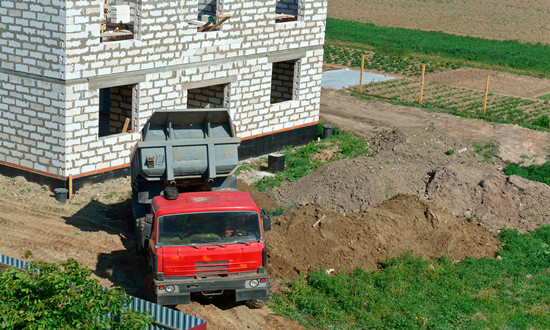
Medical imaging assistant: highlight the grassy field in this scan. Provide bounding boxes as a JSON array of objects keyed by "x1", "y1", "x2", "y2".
[
  {"x1": 271, "y1": 226, "x2": 550, "y2": 328},
  {"x1": 326, "y1": 18, "x2": 550, "y2": 78}
]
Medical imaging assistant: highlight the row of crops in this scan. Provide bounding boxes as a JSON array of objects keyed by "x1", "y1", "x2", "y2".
[
  {"x1": 324, "y1": 44, "x2": 458, "y2": 77},
  {"x1": 358, "y1": 79, "x2": 550, "y2": 130}
]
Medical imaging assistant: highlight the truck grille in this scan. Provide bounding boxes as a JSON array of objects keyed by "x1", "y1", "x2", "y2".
[{"x1": 195, "y1": 260, "x2": 229, "y2": 275}]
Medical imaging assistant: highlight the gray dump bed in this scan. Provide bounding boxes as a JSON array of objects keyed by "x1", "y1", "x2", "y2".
[{"x1": 131, "y1": 109, "x2": 240, "y2": 203}]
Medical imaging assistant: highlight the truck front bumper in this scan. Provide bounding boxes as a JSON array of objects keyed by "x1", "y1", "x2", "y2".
[{"x1": 153, "y1": 271, "x2": 270, "y2": 306}]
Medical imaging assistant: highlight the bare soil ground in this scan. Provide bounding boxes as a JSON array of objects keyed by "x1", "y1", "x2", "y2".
[
  {"x1": 321, "y1": 88, "x2": 550, "y2": 165},
  {"x1": 328, "y1": 0, "x2": 550, "y2": 45}
]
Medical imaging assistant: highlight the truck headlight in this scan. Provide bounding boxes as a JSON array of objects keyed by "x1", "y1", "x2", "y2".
[
  {"x1": 165, "y1": 285, "x2": 175, "y2": 293},
  {"x1": 249, "y1": 279, "x2": 259, "y2": 288}
]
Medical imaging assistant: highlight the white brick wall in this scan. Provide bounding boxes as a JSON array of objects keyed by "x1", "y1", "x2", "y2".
[{"x1": 0, "y1": 0, "x2": 326, "y2": 178}]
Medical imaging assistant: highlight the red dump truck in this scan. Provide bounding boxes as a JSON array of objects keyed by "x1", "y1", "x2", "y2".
[{"x1": 130, "y1": 109, "x2": 271, "y2": 308}]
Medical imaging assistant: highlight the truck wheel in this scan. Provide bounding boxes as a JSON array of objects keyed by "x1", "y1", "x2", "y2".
[
  {"x1": 245, "y1": 285, "x2": 271, "y2": 309},
  {"x1": 143, "y1": 273, "x2": 157, "y2": 303},
  {"x1": 245, "y1": 299, "x2": 266, "y2": 309}
]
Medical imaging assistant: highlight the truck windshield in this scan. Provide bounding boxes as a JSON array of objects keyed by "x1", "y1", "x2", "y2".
[{"x1": 157, "y1": 211, "x2": 261, "y2": 246}]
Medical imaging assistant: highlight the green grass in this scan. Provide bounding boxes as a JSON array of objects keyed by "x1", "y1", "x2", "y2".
[
  {"x1": 539, "y1": 94, "x2": 550, "y2": 100},
  {"x1": 236, "y1": 162, "x2": 261, "y2": 175},
  {"x1": 504, "y1": 161, "x2": 550, "y2": 186},
  {"x1": 326, "y1": 18, "x2": 550, "y2": 77},
  {"x1": 253, "y1": 125, "x2": 369, "y2": 192},
  {"x1": 473, "y1": 143, "x2": 499, "y2": 163},
  {"x1": 271, "y1": 226, "x2": 550, "y2": 328}
]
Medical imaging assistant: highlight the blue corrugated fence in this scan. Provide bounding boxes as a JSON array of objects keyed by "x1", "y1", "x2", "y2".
[{"x1": 0, "y1": 253, "x2": 206, "y2": 330}]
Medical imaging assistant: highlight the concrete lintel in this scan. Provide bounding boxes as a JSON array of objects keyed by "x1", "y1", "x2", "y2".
[
  {"x1": 267, "y1": 49, "x2": 307, "y2": 63},
  {"x1": 88, "y1": 73, "x2": 147, "y2": 90},
  {"x1": 0, "y1": 45, "x2": 322, "y2": 86},
  {"x1": 180, "y1": 75, "x2": 238, "y2": 90}
]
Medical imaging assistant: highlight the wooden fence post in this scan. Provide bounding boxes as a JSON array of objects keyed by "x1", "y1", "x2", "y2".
[
  {"x1": 482, "y1": 74, "x2": 490, "y2": 115},
  {"x1": 68, "y1": 174, "x2": 73, "y2": 200},
  {"x1": 419, "y1": 64, "x2": 426, "y2": 105},
  {"x1": 359, "y1": 54, "x2": 365, "y2": 94}
]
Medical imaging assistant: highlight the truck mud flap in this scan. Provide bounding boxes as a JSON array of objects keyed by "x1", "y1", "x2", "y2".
[
  {"x1": 156, "y1": 293, "x2": 191, "y2": 306},
  {"x1": 235, "y1": 289, "x2": 268, "y2": 302}
]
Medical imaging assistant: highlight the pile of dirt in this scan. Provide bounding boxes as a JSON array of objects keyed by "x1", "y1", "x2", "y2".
[
  {"x1": 426, "y1": 163, "x2": 550, "y2": 233},
  {"x1": 273, "y1": 126, "x2": 483, "y2": 213},
  {"x1": 266, "y1": 194, "x2": 499, "y2": 279},
  {"x1": 272, "y1": 126, "x2": 550, "y2": 233}
]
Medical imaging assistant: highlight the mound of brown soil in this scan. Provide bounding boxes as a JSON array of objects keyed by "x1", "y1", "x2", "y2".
[
  {"x1": 273, "y1": 127, "x2": 482, "y2": 213},
  {"x1": 266, "y1": 194, "x2": 499, "y2": 279},
  {"x1": 272, "y1": 126, "x2": 550, "y2": 234},
  {"x1": 427, "y1": 163, "x2": 550, "y2": 233}
]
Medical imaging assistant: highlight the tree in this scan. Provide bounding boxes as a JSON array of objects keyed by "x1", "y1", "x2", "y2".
[{"x1": 0, "y1": 255, "x2": 152, "y2": 329}]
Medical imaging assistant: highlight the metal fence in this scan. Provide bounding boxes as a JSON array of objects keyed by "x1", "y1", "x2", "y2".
[{"x1": 0, "y1": 253, "x2": 207, "y2": 330}]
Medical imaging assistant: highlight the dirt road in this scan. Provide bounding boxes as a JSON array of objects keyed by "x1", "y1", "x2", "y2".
[{"x1": 321, "y1": 88, "x2": 550, "y2": 164}]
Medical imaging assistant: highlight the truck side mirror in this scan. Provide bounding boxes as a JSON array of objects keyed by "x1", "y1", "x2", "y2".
[
  {"x1": 143, "y1": 214, "x2": 153, "y2": 238},
  {"x1": 144, "y1": 223, "x2": 152, "y2": 238},
  {"x1": 261, "y1": 209, "x2": 271, "y2": 232}
]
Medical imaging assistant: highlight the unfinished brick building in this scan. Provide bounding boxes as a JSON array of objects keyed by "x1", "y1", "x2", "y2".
[{"x1": 0, "y1": 0, "x2": 327, "y2": 188}]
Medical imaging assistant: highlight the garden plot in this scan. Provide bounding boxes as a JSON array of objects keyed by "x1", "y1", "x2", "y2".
[
  {"x1": 323, "y1": 44, "x2": 453, "y2": 77},
  {"x1": 360, "y1": 78, "x2": 550, "y2": 131}
]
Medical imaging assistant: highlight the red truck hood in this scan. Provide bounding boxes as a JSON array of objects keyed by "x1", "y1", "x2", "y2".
[{"x1": 159, "y1": 242, "x2": 264, "y2": 277}]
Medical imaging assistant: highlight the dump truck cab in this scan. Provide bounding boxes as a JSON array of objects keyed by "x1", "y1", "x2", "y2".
[{"x1": 142, "y1": 190, "x2": 270, "y2": 306}]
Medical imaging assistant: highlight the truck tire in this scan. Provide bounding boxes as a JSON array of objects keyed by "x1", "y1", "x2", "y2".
[
  {"x1": 132, "y1": 197, "x2": 148, "y2": 254},
  {"x1": 143, "y1": 273, "x2": 157, "y2": 303},
  {"x1": 245, "y1": 285, "x2": 271, "y2": 309},
  {"x1": 135, "y1": 217, "x2": 145, "y2": 253},
  {"x1": 245, "y1": 298, "x2": 266, "y2": 309}
]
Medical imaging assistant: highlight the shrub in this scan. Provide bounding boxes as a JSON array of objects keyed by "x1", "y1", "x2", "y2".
[{"x1": 0, "y1": 256, "x2": 152, "y2": 329}]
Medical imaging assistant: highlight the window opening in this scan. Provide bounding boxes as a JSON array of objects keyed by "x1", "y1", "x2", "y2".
[
  {"x1": 100, "y1": 0, "x2": 136, "y2": 42},
  {"x1": 275, "y1": 0, "x2": 299, "y2": 23},
  {"x1": 270, "y1": 60, "x2": 298, "y2": 104},
  {"x1": 187, "y1": 84, "x2": 229, "y2": 109},
  {"x1": 187, "y1": 0, "x2": 231, "y2": 32},
  {"x1": 98, "y1": 84, "x2": 135, "y2": 137}
]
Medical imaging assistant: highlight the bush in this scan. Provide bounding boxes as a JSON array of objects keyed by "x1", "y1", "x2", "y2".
[{"x1": 0, "y1": 256, "x2": 152, "y2": 329}]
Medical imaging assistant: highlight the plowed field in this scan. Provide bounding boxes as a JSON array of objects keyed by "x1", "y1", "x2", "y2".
[{"x1": 328, "y1": 0, "x2": 550, "y2": 45}]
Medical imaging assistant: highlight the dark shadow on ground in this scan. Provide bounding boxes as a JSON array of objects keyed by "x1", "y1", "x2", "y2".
[
  {"x1": 62, "y1": 198, "x2": 148, "y2": 297},
  {"x1": 189, "y1": 291, "x2": 250, "y2": 310}
]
